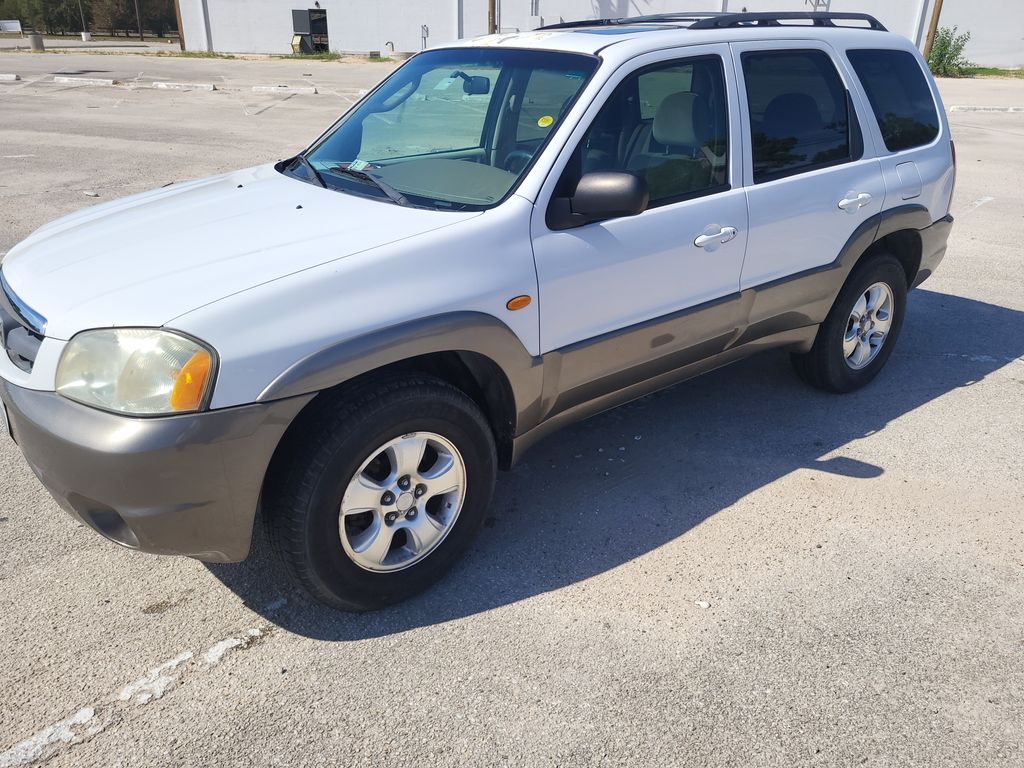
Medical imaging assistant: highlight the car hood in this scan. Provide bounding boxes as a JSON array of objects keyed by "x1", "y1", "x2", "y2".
[{"x1": 1, "y1": 164, "x2": 480, "y2": 340}]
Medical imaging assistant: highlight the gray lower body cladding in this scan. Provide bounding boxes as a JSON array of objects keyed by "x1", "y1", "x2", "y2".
[
  {"x1": 511, "y1": 208, "x2": 955, "y2": 460},
  {"x1": 1, "y1": 379, "x2": 313, "y2": 562},
  {"x1": 913, "y1": 213, "x2": 953, "y2": 288}
]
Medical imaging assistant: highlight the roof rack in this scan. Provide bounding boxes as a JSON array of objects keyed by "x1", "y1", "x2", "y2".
[
  {"x1": 538, "y1": 11, "x2": 886, "y2": 33},
  {"x1": 538, "y1": 18, "x2": 635, "y2": 30},
  {"x1": 688, "y1": 11, "x2": 886, "y2": 31},
  {"x1": 538, "y1": 13, "x2": 718, "y2": 30}
]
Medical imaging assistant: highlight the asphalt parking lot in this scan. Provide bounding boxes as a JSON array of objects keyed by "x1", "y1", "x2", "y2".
[{"x1": 1, "y1": 53, "x2": 1022, "y2": 767}]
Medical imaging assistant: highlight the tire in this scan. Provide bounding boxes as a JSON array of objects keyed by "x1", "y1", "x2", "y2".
[
  {"x1": 791, "y1": 253, "x2": 908, "y2": 393},
  {"x1": 263, "y1": 374, "x2": 496, "y2": 611}
]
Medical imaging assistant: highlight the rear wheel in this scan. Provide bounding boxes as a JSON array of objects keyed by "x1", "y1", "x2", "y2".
[
  {"x1": 792, "y1": 253, "x2": 908, "y2": 393},
  {"x1": 264, "y1": 375, "x2": 496, "y2": 611}
]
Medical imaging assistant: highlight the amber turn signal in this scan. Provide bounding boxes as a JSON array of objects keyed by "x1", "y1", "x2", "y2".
[
  {"x1": 506, "y1": 295, "x2": 532, "y2": 311},
  {"x1": 170, "y1": 350, "x2": 213, "y2": 411}
]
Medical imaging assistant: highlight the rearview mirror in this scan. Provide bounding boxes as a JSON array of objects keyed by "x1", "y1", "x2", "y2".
[
  {"x1": 462, "y1": 75, "x2": 490, "y2": 95},
  {"x1": 547, "y1": 171, "x2": 649, "y2": 230}
]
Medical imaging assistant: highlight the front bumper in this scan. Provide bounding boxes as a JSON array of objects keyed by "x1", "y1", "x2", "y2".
[{"x1": 1, "y1": 379, "x2": 313, "y2": 562}]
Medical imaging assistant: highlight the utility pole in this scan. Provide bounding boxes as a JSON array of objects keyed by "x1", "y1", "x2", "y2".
[
  {"x1": 133, "y1": 0, "x2": 145, "y2": 41},
  {"x1": 76, "y1": 0, "x2": 87, "y2": 33},
  {"x1": 487, "y1": 0, "x2": 496, "y2": 34},
  {"x1": 923, "y1": 0, "x2": 945, "y2": 59},
  {"x1": 173, "y1": 0, "x2": 185, "y2": 50}
]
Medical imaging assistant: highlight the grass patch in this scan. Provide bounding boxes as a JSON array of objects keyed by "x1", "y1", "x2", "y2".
[
  {"x1": 150, "y1": 50, "x2": 236, "y2": 59},
  {"x1": 367, "y1": 56, "x2": 393, "y2": 63},
  {"x1": 963, "y1": 66, "x2": 1024, "y2": 79},
  {"x1": 277, "y1": 51, "x2": 343, "y2": 61}
]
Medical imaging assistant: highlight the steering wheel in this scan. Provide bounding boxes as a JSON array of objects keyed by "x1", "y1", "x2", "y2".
[{"x1": 503, "y1": 150, "x2": 534, "y2": 174}]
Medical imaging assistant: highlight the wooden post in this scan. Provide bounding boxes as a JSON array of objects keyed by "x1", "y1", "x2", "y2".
[
  {"x1": 173, "y1": 0, "x2": 185, "y2": 49},
  {"x1": 923, "y1": 0, "x2": 945, "y2": 60},
  {"x1": 133, "y1": 0, "x2": 144, "y2": 40},
  {"x1": 488, "y1": 0, "x2": 496, "y2": 34}
]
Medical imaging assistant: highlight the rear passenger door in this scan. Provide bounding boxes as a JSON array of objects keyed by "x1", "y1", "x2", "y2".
[
  {"x1": 845, "y1": 47, "x2": 953, "y2": 223},
  {"x1": 732, "y1": 42, "x2": 885, "y2": 289}
]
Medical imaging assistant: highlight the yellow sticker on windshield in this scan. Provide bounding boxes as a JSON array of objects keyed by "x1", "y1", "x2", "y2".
[{"x1": 537, "y1": 115, "x2": 554, "y2": 128}]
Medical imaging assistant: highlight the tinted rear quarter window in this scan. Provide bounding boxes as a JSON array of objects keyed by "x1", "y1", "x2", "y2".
[
  {"x1": 847, "y1": 49, "x2": 940, "y2": 152},
  {"x1": 741, "y1": 49, "x2": 856, "y2": 183}
]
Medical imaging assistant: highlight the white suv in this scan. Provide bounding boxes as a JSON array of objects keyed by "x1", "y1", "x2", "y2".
[{"x1": 0, "y1": 12, "x2": 954, "y2": 610}]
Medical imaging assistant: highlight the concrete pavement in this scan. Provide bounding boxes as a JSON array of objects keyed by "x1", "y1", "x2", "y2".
[{"x1": 0, "y1": 50, "x2": 398, "y2": 93}]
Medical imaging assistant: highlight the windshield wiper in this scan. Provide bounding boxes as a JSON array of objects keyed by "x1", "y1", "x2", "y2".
[
  {"x1": 330, "y1": 166, "x2": 409, "y2": 207},
  {"x1": 289, "y1": 154, "x2": 327, "y2": 188}
]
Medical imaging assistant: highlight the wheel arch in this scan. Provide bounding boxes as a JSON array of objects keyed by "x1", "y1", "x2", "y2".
[
  {"x1": 257, "y1": 312, "x2": 544, "y2": 471},
  {"x1": 847, "y1": 204, "x2": 931, "y2": 289}
]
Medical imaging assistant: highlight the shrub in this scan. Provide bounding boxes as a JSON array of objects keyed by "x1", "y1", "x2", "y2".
[{"x1": 928, "y1": 26, "x2": 974, "y2": 77}]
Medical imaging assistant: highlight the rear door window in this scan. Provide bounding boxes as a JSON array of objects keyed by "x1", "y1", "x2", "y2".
[
  {"x1": 741, "y1": 49, "x2": 858, "y2": 183},
  {"x1": 847, "y1": 49, "x2": 940, "y2": 152}
]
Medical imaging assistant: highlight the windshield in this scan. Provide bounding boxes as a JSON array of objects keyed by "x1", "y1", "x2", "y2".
[{"x1": 296, "y1": 48, "x2": 598, "y2": 210}]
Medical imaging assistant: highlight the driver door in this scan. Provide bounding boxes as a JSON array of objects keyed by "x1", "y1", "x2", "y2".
[{"x1": 530, "y1": 45, "x2": 748, "y2": 414}]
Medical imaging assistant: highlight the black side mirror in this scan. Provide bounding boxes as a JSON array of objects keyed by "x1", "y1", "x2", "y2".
[{"x1": 547, "y1": 171, "x2": 649, "y2": 230}]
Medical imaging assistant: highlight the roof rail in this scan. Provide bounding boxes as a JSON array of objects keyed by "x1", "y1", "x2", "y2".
[
  {"x1": 688, "y1": 12, "x2": 886, "y2": 31},
  {"x1": 537, "y1": 18, "x2": 632, "y2": 30},
  {"x1": 538, "y1": 13, "x2": 720, "y2": 30},
  {"x1": 537, "y1": 11, "x2": 886, "y2": 32}
]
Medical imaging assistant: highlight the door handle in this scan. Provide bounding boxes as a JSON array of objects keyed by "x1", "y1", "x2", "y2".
[
  {"x1": 694, "y1": 226, "x2": 738, "y2": 249},
  {"x1": 837, "y1": 192, "x2": 872, "y2": 212}
]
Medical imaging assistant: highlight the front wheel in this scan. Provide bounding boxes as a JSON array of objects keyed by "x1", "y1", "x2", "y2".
[
  {"x1": 791, "y1": 253, "x2": 908, "y2": 393},
  {"x1": 264, "y1": 375, "x2": 497, "y2": 611}
]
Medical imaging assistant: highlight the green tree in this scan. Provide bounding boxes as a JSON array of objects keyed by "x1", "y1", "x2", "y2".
[
  {"x1": 90, "y1": 0, "x2": 130, "y2": 35},
  {"x1": 9, "y1": 0, "x2": 44, "y2": 30},
  {"x1": 143, "y1": 0, "x2": 176, "y2": 37},
  {"x1": 0, "y1": 0, "x2": 95, "y2": 33}
]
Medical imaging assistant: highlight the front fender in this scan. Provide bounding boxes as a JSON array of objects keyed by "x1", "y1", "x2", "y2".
[{"x1": 258, "y1": 311, "x2": 545, "y2": 434}]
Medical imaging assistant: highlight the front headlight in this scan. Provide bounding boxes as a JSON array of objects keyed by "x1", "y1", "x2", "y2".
[{"x1": 56, "y1": 329, "x2": 215, "y2": 415}]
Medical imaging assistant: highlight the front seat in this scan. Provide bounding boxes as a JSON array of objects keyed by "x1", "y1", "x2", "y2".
[{"x1": 626, "y1": 91, "x2": 715, "y2": 200}]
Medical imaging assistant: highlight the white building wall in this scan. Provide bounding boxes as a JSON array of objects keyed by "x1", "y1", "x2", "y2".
[
  {"x1": 938, "y1": 0, "x2": 1024, "y2": 68},
  {"x1": 179, "y1": 0, "x2": 1022, "y2": 67}
]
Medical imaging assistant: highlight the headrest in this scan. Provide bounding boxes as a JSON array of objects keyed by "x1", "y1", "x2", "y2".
[
  {"x1": 652, "y1": 91, "x2": 712, "y2": 149},
  {"x1": 763, "y1": 93, "x2": 823, "y2": 137}
]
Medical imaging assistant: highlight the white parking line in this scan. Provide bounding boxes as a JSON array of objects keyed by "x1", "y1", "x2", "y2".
[
  {"x1": 967, "y1": 195, "x2": 995, "y2": 212},
  {"x1": 252, "y1": 84, "x2": 317, "y2": 95},
  {"x1": 949, "y1": 105, "x2": 1024, "y2": 112},
  {"x1": 0, "y1": 598, "x2": 286, "y2": 767},
  {"x1": 203, "y1": 628, "x2": 263, "y2": 665},
  {"x1": 0, "y1": 708, "x2": 103, "y2": 768},
  {"x1": 118, "y1": 651, "x2": 193, "y2": 705}
]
